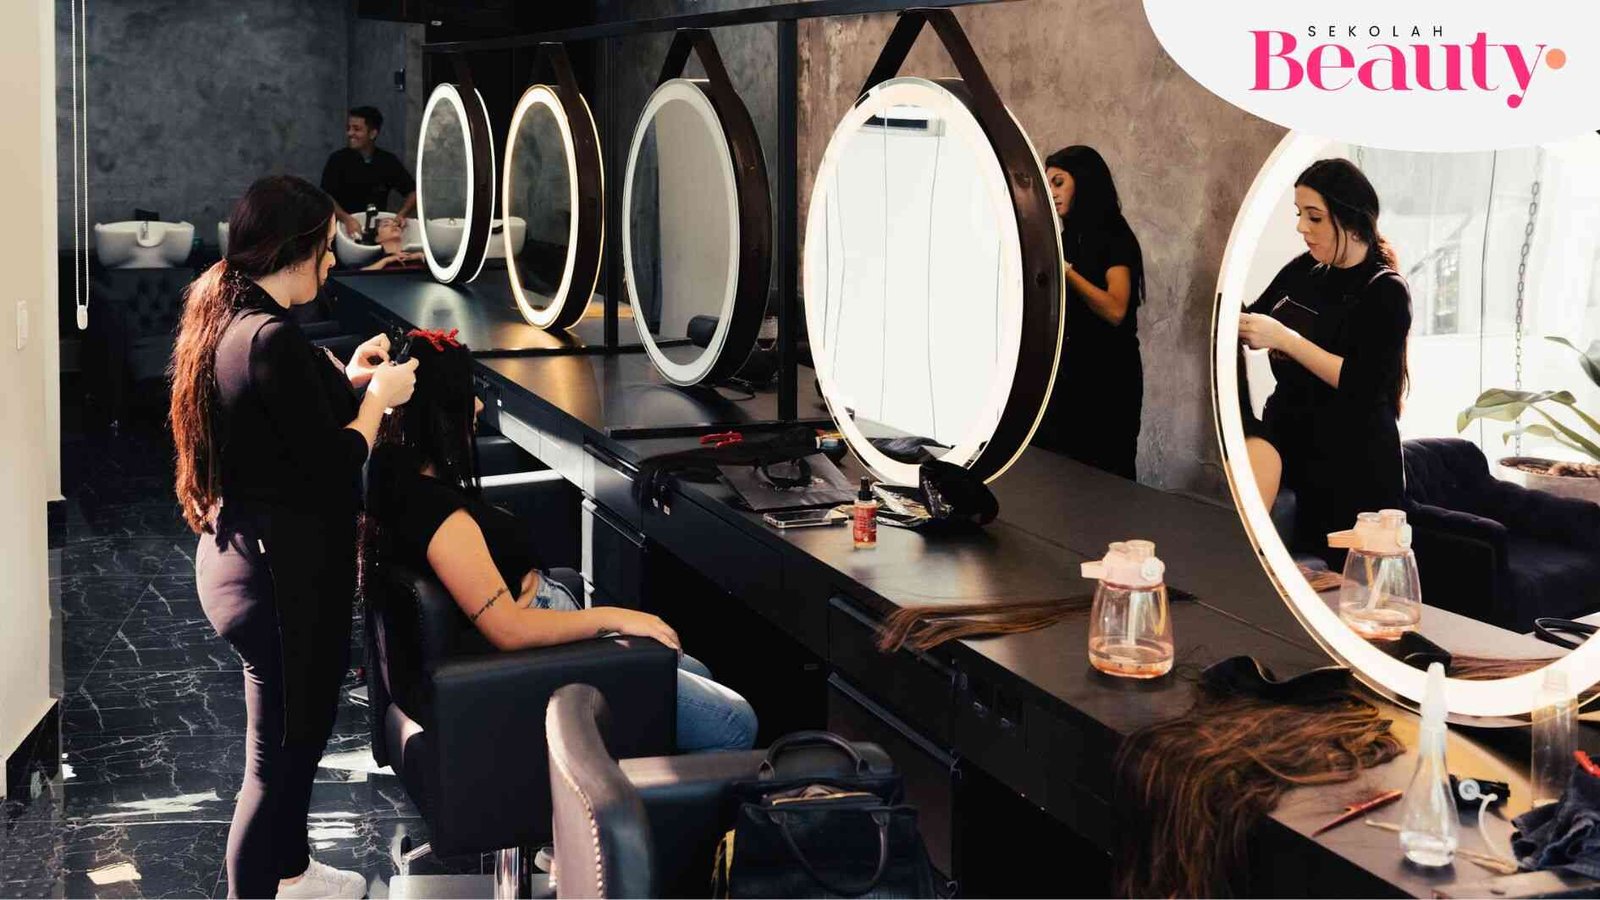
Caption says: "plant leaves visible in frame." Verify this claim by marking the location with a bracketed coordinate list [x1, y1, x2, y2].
[1457, 389, 1578, 430]
[1547, 336, 1600, 390]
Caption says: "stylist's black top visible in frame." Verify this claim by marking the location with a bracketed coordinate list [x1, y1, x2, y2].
[1033, 218, 1144, 479]
[1246, 251, 1411, 558]
[320, 146, 415, 215]
[214, 280, 367, 516]
[367, 444, 546, 591]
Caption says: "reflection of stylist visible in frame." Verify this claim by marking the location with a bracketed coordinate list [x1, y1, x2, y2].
[1033, 146, 1145, 480]
[169, 176, 418, 898]
[1239, 159, 1411, 561]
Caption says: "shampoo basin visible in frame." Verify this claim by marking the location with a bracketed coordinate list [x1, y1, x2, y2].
[422, 216, 526, 265]
[94, 220, 194, 268]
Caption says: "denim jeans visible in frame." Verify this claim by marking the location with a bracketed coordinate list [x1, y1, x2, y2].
[533, 573, 758, 753]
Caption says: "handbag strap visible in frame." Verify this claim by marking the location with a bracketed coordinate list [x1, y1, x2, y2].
[1534, 617, 1597, 651]
[768, 807, 892, 898]
[760, 731, 868, 779]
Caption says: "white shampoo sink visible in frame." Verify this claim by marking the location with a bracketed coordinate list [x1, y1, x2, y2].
[94, 220, 194, 268]
[422, 216, 526, 265]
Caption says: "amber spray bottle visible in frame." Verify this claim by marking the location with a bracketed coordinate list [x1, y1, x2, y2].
[852, 477, 878, 549]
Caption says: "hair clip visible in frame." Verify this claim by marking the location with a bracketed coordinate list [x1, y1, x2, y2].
[405, 327, 462, 352]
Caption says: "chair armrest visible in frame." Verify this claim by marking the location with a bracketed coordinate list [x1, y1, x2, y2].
[1481, 480, 1600, 547]
[1406, 503, 1508, 625]
[426, 637, 678, 855]
[621, 742, 894, 897]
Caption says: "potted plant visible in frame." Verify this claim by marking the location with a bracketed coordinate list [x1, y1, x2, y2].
[1458, 336, 1600, 505]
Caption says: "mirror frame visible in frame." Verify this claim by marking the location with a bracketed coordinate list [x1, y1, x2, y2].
[621, 28, 771, 387]
[503, 43, 604, 330]
[1211, 130, 1599, 722]
[803, 10, 1063, 485]
[417, 79, 496, 285]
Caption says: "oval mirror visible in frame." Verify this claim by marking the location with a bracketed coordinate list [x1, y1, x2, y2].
[805, 76, 1063, 486]
[1214, 130, 1600, 720]
[418, 82, 495, 284]
[504, 80, 602, 330]
[622, 76, 769, 386]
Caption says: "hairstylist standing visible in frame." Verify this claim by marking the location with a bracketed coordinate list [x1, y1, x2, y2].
[169, 175, 418, 899]
[1031, 145, 1146, 480]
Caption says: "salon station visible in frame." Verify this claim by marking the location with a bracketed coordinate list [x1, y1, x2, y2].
[5, 1, 1600, 898]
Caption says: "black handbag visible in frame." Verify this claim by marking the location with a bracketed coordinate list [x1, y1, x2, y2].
[712, 732, 939, 899]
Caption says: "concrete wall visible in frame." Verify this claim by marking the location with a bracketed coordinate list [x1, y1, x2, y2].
[1, 0, 58, 796]
[799, 1, 1286, 496]
[56, 2, 423, 251]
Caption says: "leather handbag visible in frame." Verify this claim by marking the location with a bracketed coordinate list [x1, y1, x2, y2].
[712, 731, 939, 898]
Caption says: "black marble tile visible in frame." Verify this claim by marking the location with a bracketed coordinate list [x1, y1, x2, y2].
[93, 619, 238, 676]
[59, 539, 193, 579]
[63, 671, 370, 742]
[54, 576, 151, 623]
[133, 579, 202, 623]
[59, 501, 191, 544]
[0, 821, 228, 899]
[63, 619, 126, 693]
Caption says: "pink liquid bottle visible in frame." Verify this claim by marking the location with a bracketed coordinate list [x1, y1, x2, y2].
[1083, 540, 1172, 679]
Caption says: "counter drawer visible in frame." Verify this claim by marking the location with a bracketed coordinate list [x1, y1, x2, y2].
[646, 490, 781, 603]
[827, 597, 956, 747]
[582, 444, 642, 529]
[584, 499, 646, 610]
[827, 675, 956, 879]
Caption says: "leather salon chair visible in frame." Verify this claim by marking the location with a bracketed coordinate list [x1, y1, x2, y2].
[1402, 437, 1600, 630]
[546, 683, 896, 899]
[366, 555, 677, 898]
[83, 267, 193, 425]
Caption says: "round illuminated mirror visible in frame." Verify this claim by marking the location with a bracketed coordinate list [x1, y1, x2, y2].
[623, 77, 769, 386]
[1214, 130, 1600, 720]
[805, 77, 1063, 486]
[418, 82, 494, 284]
[504, 82, 602, 330]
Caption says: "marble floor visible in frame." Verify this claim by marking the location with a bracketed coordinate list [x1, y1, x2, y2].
[0, 417, 484, 898]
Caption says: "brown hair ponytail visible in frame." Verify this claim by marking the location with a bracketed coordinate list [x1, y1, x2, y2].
[168, 175, 335, 533]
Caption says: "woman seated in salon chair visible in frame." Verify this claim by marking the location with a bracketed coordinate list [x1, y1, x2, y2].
[359, 328, 758, 752]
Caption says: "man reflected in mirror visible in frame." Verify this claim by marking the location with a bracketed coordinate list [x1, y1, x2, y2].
[321, 105, 417, 238]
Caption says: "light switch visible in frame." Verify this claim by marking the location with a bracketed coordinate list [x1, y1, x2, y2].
[16, 300, 28, 350]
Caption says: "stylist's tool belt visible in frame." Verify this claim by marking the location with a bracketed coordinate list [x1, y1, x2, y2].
[712, 732, 938, 899]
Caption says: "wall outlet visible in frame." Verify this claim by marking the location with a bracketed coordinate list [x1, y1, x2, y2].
[16, 300, 28, 350]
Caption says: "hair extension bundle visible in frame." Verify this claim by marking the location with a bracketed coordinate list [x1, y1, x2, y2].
[1113, 685, 1403, 897]
[875, 595, 1094, 654]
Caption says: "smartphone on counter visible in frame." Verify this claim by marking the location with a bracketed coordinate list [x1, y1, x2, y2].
[762, 508, 847, 530]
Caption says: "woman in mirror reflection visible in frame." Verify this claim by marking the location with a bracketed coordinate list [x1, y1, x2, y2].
[1033, 146, 1145, 480]
[359, 217, 423, 271]
[359, 332, 759, 753]
[1238, 158, 1412, 565]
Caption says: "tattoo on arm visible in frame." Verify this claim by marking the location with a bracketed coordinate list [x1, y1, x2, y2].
[471, 586, 508, 623]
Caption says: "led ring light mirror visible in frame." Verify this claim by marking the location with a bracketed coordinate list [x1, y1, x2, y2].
[1214, 130, 1600, 721]
[622, 29, 771, 387]
[417, 79, 495, 284]
[804, 10, 1064, 486]
[503, 44, 604, 330]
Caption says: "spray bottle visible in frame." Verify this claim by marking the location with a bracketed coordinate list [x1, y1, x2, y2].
[1398, 662, 1458, 866]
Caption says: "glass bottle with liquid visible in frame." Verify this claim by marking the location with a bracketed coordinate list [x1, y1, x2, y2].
[1532, 668, 1577, 807]
[1334, 509, 1422, 640]
[1084, 540, 1172, 679]
[1399, 662, 1458, 866]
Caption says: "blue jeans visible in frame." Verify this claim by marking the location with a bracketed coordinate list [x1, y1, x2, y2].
[533, 574, 758, 753]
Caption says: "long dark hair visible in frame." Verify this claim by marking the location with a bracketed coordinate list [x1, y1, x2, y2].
[1294, 158, 1409, 408]
[357, 331, 480, 602]
[1045, 145, 1145, 307]
[170, 175, 335, 534]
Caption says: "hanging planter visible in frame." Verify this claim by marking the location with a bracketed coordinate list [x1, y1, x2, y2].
[1459, 336, 1600, 505]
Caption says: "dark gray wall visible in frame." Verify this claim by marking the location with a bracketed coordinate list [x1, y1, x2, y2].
[57, 1, 423, 249]
[349, 18, 425, 176]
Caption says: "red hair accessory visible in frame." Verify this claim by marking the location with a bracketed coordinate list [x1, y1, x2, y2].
[406, 328, 462, 352]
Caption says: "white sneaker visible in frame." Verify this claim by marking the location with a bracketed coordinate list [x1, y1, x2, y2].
[276, 859, 367, 900]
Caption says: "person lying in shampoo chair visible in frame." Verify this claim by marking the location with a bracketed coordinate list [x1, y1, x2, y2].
[359, 328, 758, 753]
[360, 217, 423, 271]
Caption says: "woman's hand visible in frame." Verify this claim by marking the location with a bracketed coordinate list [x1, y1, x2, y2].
[1239, 313, 1296, 352]
[597, 608, 681, 652]
[366, 358, 419, 408]
[346, 333, 391, 388]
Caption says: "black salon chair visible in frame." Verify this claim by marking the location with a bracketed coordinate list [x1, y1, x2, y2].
[366, 560, 677, 897]
[545, 683, 896, 899]
[1402, 437, 1600, 630]
[84, 266, 193, 424]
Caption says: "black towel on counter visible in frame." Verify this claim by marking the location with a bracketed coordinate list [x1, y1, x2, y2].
[1513, 766, 1600, 879]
